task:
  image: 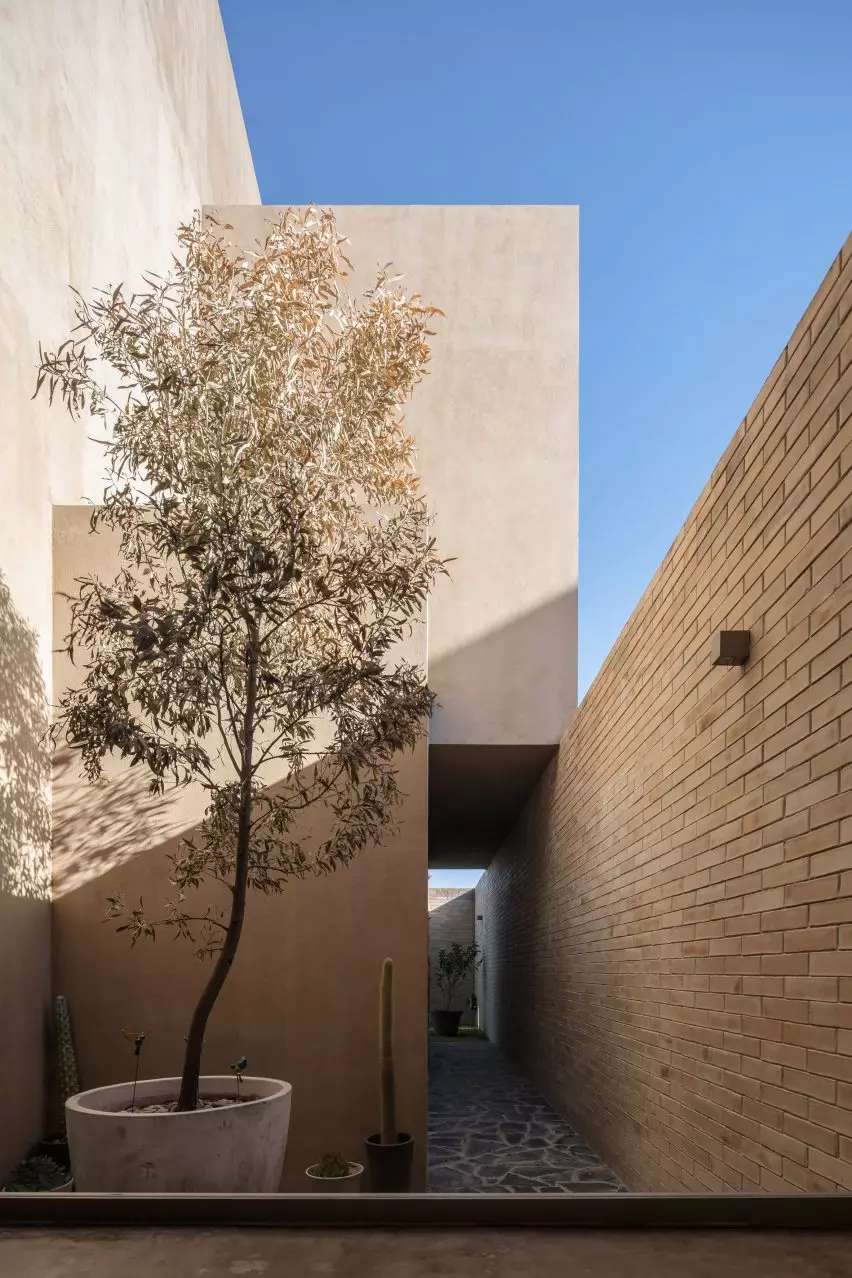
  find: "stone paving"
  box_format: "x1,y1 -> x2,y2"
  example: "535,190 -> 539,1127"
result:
428,1038 -> 623,1193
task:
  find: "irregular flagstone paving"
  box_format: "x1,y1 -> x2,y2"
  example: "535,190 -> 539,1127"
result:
428,1038 -> 623,1194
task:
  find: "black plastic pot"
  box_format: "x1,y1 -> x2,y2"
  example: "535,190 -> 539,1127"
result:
364,1132 -> 414,1192
35,1135 -> 70,1171
431,1008 -> 463,1037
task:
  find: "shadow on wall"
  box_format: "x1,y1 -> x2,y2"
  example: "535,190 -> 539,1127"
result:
52,743 -> 406,901
52,748 -> 193,899
51,740 -> 429,1190
0,573 -> 52,1177
0,574 -> 51,901
427,591 -> 578,744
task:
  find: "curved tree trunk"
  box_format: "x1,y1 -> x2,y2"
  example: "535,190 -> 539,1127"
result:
176,640 -> 258,1112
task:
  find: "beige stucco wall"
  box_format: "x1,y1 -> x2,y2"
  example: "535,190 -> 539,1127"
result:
215,206 -> 579,749
51,507 -> 429,1189
0,0 -> 258,1176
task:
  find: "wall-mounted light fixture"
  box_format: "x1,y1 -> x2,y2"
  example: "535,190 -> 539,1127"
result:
712,630 -> 751,667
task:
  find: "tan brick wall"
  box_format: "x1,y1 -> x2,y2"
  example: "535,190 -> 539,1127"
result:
429,888 -> 476,1022
479,234 -> 852,1193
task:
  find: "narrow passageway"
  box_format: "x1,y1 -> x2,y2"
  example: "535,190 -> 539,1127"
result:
428,1038 -> 622,1192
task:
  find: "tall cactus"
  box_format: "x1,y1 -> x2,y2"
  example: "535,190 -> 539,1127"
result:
54,995 -> 81,1127
379,958 -> 396,1145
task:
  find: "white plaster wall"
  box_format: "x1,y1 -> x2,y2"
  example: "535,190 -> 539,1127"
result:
0,0 -> 258,1175
217,206 -> 580,747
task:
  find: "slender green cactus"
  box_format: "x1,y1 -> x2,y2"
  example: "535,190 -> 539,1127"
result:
379,958 -> 396,1145
54,995 -> 81,1126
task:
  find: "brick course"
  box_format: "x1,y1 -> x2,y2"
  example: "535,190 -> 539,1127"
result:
479,234 -> 852,1192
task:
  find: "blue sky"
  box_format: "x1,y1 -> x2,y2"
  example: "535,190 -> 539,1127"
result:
220,1 -> 851,889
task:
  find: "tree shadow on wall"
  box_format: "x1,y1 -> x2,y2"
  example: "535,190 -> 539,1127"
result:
51,747 -> 198,899
52,741 -> 373,900
0,575 -> 51,902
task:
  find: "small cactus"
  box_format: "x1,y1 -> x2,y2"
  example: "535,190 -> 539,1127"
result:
54,995 -> 81,1130
379,957 -> 396,1145
311,1152 -> 351,1178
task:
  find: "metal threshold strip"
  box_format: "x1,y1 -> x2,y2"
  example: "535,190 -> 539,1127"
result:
0,1193 -> 850,1229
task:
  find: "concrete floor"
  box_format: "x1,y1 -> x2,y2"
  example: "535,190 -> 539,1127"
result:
0,1229 -> 849,1276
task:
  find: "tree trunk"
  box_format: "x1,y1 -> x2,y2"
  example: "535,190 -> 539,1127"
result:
176,638 -> 259,1112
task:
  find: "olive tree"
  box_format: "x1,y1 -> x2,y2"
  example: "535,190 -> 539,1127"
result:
435,941 -> 481,1010
38,208 -> 446,1109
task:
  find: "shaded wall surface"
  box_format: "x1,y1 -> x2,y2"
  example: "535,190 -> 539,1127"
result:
0,0 -> 257,1178
52,507 -> 429,1190
428,888 -> 476,1023
481,235 -> 852,1193
52,754 -> 428,1191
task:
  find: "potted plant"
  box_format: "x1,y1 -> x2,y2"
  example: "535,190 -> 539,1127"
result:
2,1156 -> 73,1193
431,941 -> 481,1036
38,208 -> 446,1192
305,1151 -> 363,1193
364,958 -> 413,1192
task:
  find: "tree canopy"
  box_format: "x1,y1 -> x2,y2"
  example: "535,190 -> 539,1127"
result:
38,208 -> 447,1105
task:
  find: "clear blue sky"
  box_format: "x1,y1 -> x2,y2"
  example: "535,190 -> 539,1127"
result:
220,1 -> 851,889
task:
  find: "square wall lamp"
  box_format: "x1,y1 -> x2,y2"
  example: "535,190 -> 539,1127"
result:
711,630 -> 751,667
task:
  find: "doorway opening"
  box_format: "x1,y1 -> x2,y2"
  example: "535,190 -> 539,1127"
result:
427,869 -> 485,1037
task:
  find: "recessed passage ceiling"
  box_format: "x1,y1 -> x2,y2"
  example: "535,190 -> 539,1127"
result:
428,743 -> 557,868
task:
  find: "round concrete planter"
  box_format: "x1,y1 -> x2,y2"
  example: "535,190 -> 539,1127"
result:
305,1161 -> 363,1193
66,1076 -> 292,1193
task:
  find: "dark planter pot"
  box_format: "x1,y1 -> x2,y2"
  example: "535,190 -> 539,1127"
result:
364,1133 -> 414,1193
431,1008 -> 463,1037
35,1135 -> 70,1172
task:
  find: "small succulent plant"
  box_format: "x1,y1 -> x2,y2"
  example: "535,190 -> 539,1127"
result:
311,1152 -> 352,1179
4,1156 -> 70,1192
